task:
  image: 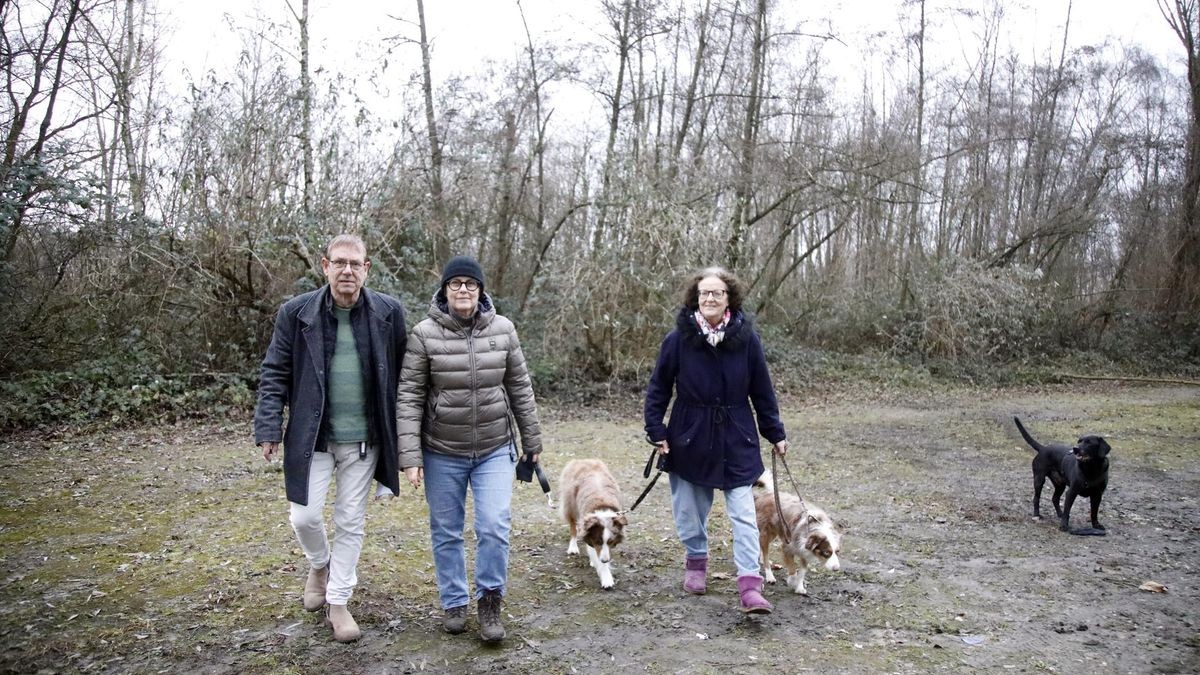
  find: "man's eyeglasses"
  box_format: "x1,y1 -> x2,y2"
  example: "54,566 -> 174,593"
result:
447,279 -> 479,292
328,259 -> 366,271
698,289 -> 728,299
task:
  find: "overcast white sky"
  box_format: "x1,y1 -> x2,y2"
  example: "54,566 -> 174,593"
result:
159,0 -> 1186,124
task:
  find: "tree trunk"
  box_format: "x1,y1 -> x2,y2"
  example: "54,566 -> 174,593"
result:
299,0 -> 313,222
416,0 -> 450,264
595,0 -> 633,253
726,0 -> 768,271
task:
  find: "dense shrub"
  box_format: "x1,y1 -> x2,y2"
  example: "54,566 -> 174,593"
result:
0,342 -> 254,430
886,258 -> 1054,363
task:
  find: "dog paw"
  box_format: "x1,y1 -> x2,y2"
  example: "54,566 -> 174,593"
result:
566,540 -> 579,555
764,572 -> 776,584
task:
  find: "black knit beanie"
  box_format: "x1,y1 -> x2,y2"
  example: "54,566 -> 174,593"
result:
440,255 -> 485,291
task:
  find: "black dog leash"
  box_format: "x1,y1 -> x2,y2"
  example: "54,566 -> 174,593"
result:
629,441 -> 667,512
770,448 -> 806,544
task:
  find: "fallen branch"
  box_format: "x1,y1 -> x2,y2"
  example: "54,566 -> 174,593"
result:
1055,373 -> 1200,386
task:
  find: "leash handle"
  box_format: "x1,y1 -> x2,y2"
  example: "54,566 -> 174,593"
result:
632,439 -> 667,512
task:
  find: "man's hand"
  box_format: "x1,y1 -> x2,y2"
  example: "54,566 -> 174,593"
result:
656,440 -> 670,456
772,440 -> 789,457
261,442 -> 280,461
404,466 -> 423,489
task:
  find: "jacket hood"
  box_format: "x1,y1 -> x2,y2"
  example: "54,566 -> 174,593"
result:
674,306 -> 752,349
428,291 -> 497,332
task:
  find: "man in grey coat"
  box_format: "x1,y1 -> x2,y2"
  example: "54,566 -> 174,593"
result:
254,234 -> 407,642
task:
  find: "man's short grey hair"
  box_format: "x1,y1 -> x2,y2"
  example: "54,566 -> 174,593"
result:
324,234 -> 367,259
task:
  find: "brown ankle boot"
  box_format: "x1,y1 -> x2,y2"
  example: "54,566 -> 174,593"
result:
303,565 -> 328,612
326,604 -> 361,642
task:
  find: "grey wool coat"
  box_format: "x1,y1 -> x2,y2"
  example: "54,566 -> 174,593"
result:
254,285 -> 408,505
396,293 -> 542,468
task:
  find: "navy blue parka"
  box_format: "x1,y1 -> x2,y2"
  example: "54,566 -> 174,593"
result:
643,308 -> 786,489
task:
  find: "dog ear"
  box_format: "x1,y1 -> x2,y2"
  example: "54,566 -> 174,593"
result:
615,513 -> 628,528
1099,439 -> 1111,457
804,533 -> 823,554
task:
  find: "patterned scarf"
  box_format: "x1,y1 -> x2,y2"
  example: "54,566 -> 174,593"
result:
694,309 -> 731,347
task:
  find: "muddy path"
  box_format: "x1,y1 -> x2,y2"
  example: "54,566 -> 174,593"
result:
1,383 -> 1197,673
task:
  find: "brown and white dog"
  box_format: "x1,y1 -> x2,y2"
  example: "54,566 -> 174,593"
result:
559,459 -> 627,589
752,470 -> 842,595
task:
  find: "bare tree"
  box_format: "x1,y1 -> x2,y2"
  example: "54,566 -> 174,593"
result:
1,0 -> 92,264
1159,0 -> 1200,317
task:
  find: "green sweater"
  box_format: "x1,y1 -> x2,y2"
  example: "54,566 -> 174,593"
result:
328,306 -> 368,443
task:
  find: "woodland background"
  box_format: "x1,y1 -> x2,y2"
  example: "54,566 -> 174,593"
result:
2,0 -> 1200,429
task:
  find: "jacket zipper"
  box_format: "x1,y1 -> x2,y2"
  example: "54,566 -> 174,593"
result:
467,325 -> 478,459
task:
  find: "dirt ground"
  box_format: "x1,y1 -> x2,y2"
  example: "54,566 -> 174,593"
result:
1,382 -> 1198,674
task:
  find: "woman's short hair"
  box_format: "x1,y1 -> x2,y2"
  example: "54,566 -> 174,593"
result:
682,266 -> 744,311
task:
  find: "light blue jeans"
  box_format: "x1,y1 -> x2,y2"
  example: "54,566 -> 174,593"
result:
669,473 -> 762,577
422,443 -> 516,609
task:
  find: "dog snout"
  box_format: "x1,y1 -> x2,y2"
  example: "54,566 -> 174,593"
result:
825,554 -> 841,572
599,543 -> 611,563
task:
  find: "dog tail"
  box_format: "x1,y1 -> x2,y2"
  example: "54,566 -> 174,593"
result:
753,469 -> 775,493
1013,416 -> 1044,453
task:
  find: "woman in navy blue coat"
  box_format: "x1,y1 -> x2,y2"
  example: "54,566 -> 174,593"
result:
644,267 -> 788,614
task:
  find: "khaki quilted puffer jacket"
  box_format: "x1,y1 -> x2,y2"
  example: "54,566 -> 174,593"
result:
396,294 -> 542,468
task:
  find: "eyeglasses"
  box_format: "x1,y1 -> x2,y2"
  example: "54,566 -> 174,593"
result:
447,279 -> 479,291
328,259 -> 366,271
698,289 -> 728,300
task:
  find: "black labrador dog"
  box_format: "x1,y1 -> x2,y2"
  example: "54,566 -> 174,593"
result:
1013,416 -> 1111,536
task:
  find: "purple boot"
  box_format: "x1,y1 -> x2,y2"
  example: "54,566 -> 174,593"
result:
683,556 -> 708,595
737,575 -> 773,614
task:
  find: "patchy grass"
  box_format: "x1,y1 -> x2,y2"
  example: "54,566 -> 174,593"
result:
1,383 -> 1198,673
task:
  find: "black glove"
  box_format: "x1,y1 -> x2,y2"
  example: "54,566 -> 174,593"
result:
516,452 -> 552,503
516,453 -> 535,482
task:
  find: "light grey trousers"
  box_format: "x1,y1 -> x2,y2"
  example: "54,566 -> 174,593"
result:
288,442 -> 378,605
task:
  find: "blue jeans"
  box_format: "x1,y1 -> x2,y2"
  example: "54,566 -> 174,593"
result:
669,473 -> 762,577
423,444 -> 516,609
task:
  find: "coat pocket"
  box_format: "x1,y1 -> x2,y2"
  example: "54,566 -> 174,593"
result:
729,408 -> 758,445
668,408 -> 705,448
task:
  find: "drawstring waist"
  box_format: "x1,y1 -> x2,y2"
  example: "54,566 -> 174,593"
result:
676,401 -> 749,424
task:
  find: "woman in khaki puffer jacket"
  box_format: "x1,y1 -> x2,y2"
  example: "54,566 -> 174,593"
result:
396,255 -> 542,643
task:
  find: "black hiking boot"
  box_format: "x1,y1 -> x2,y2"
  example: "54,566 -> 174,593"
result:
477,590 -> 505,642
443,604 -> 468,634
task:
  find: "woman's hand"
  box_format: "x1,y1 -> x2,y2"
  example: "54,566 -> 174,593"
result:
772,440 -> 789,456
656,440 -> 670,456
404,466 -> 423,489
